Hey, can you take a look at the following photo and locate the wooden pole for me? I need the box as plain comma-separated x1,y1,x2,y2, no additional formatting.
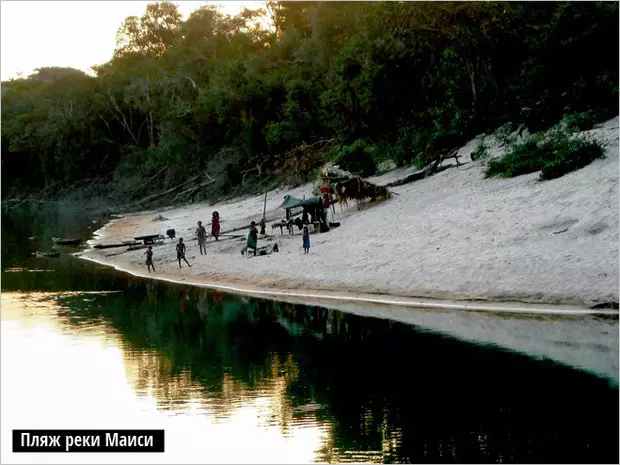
262,190,267,221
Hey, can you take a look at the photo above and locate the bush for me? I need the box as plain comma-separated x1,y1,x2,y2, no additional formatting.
485,139,544,177
333,139,377,177
540,139,604,180
562,111,598,132
470,136,489,160
495,122,521,146
485,124,605,180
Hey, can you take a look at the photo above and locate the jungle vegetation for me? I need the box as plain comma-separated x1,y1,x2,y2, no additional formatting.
1,1,617,205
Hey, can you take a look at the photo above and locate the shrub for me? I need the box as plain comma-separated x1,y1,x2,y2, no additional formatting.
485,124,605,180
539,139,604,180
495,122,519,146
471,136,489,160
334,139,377,177
485,139,544,177
562,111,598,132
371,141,393,168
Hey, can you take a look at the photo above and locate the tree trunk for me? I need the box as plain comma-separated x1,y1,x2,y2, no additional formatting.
144,76,155,148
106,89,139,144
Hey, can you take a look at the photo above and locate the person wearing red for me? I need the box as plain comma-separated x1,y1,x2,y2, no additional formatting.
211,211,220,241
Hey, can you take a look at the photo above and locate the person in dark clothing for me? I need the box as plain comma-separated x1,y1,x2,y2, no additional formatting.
247,221,258,256
211,212,220,241
302,226,310,254
176,238,191,268
144,246,155,272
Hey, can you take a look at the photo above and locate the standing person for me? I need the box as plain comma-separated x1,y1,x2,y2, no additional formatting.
144,246,155,272
196,221,207,255
247,221,258,256
176,238,191,268
302,226,310,254
211,212,220,241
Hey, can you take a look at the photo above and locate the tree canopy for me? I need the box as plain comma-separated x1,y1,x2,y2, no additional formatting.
2,1,618,202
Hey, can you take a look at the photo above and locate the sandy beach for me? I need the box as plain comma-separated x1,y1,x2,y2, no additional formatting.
81,116,620,311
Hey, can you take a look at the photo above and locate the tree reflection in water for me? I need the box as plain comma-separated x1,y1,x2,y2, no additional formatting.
55,279,619,464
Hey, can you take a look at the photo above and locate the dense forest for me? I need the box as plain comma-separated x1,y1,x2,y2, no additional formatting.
2,1,618,204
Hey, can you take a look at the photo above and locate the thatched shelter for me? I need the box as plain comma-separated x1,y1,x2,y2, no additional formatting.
318,163,391,206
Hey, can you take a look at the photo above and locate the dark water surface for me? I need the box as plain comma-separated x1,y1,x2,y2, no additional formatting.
2,204,618,464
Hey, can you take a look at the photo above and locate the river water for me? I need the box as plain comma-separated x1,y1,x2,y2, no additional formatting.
1,204,618,464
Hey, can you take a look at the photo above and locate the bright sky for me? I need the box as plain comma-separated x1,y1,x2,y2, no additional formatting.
0,1,265,81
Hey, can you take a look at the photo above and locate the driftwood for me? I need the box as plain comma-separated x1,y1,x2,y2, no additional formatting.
430,148,461,171
136,175,200,205
171,178,216,204
219,217,280,236
385,149,461,188
136,175,217,206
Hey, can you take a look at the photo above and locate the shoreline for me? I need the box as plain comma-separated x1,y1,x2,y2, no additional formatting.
78,253,618,317
78,252,620,382
79,116,619,318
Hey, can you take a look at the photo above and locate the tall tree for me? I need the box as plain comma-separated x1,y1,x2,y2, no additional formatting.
115,1,182,58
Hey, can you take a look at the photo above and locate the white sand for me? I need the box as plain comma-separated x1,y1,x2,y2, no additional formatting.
82,116,619,309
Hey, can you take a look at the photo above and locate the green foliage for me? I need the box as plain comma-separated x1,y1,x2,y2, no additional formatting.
485,124,605,180
333,140,377,177
1,1,618,201
495,123,518,147
485,140,545,178
114,2,182,58
562,111,598,132
471,136,489,161
539,139,604,180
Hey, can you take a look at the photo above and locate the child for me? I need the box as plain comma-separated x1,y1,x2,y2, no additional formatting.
144,246,155,272
176,238,192,269
302,226,310,254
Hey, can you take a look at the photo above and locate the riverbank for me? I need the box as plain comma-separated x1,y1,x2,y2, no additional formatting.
81,117,619,311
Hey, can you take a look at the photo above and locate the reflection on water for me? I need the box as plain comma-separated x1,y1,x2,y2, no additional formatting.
2,283,619,464
1,204,619,464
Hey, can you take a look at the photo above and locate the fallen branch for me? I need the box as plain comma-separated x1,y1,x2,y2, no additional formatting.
385,149,461,188
136,175,202,206
219,216,281,236
129,166,167,199
171,178,218,204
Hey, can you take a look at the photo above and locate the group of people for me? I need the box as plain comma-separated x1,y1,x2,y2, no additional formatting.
246,219,309,255
196,211,220,255
144,206,313,273
144,212,221,272
145,237,191,273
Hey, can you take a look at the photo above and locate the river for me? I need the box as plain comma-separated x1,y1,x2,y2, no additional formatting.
1,203,618,463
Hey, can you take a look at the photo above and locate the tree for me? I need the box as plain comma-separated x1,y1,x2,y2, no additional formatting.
2,2,617,200
115,1,182,58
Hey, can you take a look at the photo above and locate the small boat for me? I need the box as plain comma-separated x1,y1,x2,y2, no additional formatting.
52,237,82,246
36,251,60,258
93,242,140,249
